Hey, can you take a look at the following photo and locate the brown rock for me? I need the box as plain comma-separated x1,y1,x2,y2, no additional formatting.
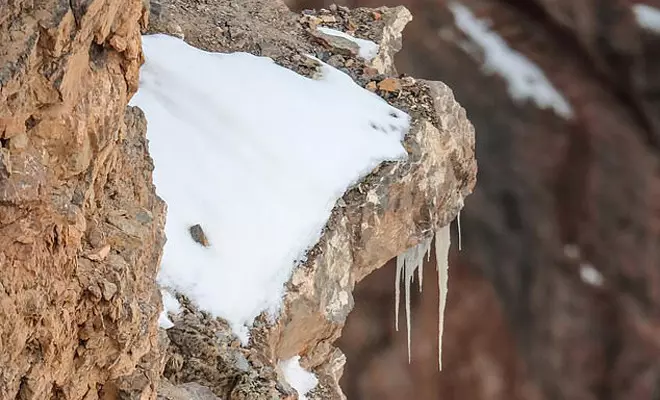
319,15,338,23
0,1,163,398
0,148,10,178
310,27,361,57
377,77,401,92
85,245,112,262
189,224,210,248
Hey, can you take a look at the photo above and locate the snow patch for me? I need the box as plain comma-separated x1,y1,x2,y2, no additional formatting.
131,34,410,343
633,4,660,33
157,311,174,330
279,356,318,400
317,26,380,61
563,243,581,260
394,223,452,370
157,289,181,329
580,263,604,287
448,2,573,119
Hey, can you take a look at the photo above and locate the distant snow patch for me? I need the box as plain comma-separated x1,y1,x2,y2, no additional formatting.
131,34,410,343
448,2,574,119
580,263,604,287
279,356,318,400
633,4,660,33
563,243,581,260
317,26,380,61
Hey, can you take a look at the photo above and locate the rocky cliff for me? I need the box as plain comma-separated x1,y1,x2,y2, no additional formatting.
0,0,476,399
0,1,166,398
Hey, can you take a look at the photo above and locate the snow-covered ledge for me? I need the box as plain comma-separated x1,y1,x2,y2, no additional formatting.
143,1,476,399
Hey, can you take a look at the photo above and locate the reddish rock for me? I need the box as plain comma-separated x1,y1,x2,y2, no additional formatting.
0,1,165,398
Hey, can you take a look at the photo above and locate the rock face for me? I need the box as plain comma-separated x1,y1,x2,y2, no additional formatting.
1,0,476,399
288,0,660,399
0,1,165,399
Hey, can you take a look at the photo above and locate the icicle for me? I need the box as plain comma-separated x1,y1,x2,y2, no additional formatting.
395,255,404,331
394,236,432,363
394,206,459,369
418,237,432,292
417,254,424,293
405,261,413,363
434,224,451,371
457,210,462,251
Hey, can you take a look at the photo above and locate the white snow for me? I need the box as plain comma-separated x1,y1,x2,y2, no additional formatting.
317,26,380,61
131,34,410,343
394,223,452,371
279,356,318,400
633,4,660,33
157,310,174,329
157,289,182,329
448,2,574,119
580,263,604,287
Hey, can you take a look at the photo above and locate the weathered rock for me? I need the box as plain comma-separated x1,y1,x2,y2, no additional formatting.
148,1,475,399
158,380,222,400
0,1,164,398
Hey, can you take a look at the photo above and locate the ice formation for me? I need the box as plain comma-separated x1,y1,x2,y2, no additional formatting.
434,224,451,370
395,234,432,362
395,223,452,370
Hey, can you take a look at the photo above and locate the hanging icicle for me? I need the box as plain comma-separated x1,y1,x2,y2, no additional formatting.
393,222,453,371
394,235,432,363
434,224,451,371
457,210,462,251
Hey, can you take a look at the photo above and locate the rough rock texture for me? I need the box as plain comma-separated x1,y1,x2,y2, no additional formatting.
147,0,475,399
0,1,166,399
289,0,660,399
2,0,476,399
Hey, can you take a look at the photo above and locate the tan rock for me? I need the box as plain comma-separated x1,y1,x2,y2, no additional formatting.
0,0,163,398
377,77,402,92
310,28,361,57
85,245,112,262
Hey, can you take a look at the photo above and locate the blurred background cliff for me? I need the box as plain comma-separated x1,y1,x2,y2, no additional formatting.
287,0,660,399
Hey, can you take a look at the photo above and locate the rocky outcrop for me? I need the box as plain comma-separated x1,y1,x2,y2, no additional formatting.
0,1,165,398
1,0,476,399
147,0,475,398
